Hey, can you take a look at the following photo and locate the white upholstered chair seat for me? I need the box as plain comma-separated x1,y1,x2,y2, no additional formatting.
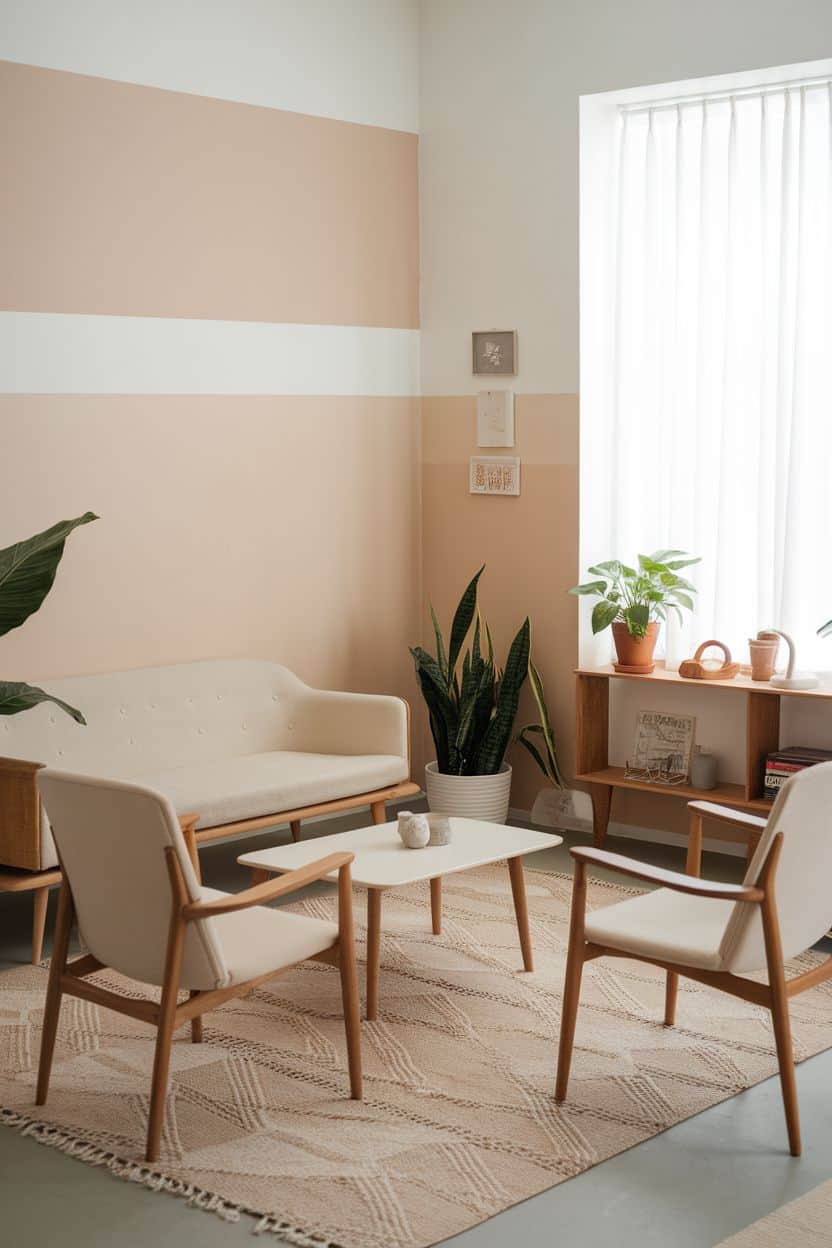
585,889,735,971
134,751,408,830
198,886,338,986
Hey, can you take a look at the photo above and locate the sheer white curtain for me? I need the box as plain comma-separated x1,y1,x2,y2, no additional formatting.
584,79,832,671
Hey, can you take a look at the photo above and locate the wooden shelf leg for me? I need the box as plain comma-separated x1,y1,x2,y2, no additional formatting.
589,784,613,848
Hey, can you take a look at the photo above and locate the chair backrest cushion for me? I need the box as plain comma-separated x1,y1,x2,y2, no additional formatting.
37,770,230,990
719,762,832,974
4,659,306,777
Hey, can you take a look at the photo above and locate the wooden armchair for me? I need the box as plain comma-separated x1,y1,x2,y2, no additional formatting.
555,763,832,1156
35,770,362,1164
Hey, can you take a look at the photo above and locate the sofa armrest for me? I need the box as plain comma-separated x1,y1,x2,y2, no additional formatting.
0,756,45,872
287,689,411,763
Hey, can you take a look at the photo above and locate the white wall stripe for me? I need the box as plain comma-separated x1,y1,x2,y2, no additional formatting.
0,0,420,133
0,313,420,396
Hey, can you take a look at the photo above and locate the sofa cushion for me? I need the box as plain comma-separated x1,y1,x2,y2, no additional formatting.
133,750,409,829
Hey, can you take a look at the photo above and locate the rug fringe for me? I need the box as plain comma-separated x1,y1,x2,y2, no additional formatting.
0,1107,341,1246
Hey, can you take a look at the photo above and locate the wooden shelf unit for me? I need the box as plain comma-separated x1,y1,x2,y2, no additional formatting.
575,664,832,846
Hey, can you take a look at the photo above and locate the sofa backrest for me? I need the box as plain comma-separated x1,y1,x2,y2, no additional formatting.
1,659,307,776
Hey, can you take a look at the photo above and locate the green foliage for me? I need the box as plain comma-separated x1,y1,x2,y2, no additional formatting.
569,549,700,638
411,567,530,776
0,513,98,722
514,660,565,790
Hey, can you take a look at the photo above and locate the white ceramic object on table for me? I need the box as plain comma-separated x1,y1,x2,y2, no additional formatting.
424,762,512,823
427,813,452,846
397,811,430,849
763,628,820,691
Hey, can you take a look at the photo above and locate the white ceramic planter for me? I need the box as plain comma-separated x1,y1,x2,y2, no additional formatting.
424,761,512,824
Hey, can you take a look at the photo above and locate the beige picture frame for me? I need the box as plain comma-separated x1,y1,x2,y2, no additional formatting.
472,330,517,375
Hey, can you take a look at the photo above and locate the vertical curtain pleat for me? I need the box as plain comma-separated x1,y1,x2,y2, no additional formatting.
598,83,832,667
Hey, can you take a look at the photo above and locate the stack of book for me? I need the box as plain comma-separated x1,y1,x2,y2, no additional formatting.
764,746,832,800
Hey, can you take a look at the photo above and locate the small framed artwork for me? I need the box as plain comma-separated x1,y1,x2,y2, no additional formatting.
472,330,517,376
469,455,521,496
625,710,696,785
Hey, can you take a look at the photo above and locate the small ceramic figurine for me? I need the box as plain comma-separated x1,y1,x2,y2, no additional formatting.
690,747,718,791
749,631,780,681
679,640,739,680
427,812,452,846
397,811,430,849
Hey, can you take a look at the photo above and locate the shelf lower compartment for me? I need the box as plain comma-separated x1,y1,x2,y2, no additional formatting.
575,767,772,813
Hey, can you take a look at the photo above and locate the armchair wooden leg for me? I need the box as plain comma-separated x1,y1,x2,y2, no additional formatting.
32,886,50,964
555,861,587,1102
430,877,442,935
36,881,73,1106
664,971,679,1026
760,846,801,1156
337,863,362,1099
370,800,386,825
147,865,187,1164
290,820,301,842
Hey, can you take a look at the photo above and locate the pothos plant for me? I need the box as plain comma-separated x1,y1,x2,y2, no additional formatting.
0,513,98,723
569,550,700,637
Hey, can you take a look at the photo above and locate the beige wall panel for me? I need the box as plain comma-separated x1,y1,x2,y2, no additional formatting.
0,61,419,328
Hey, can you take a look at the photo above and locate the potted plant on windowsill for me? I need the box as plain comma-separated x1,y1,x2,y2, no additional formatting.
410,567,529,823
569,550,700,673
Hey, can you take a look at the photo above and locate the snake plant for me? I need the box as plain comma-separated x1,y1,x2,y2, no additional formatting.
411,566,530,776
514,660,565,790
0,513,98,723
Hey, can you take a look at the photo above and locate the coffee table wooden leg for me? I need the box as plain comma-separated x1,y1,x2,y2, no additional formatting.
366,888,382,1021
430,877,442,935
250,867,270,886
508,857,533,971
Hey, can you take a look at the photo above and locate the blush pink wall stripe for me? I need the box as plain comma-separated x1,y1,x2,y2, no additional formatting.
0,60,419,328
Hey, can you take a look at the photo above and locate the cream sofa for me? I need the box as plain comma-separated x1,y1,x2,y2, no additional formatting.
0,658,418,959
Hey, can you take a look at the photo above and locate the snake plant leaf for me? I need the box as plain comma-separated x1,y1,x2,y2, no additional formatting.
475,617,530,774
429,603,448,682
516,727,559,786
0,512,98,638
447,566,484,681
411,650,455,771
0,680,85,723
526,661,564,788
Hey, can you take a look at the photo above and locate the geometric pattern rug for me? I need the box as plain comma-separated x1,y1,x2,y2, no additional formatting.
717,1179,832,1246
1,865,831,1248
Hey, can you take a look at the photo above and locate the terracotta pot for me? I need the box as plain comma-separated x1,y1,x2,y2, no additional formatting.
612,621,659,673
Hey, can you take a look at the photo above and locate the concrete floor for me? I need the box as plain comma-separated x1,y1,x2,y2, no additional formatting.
2,809,831,1248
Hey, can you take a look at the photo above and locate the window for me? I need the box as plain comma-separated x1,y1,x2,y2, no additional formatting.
580,61,832,672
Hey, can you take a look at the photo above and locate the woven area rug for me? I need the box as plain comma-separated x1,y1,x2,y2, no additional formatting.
2,865,832,1248
718,1179,832,1245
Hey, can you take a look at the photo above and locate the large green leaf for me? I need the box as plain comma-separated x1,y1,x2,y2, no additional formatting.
0,680,85,723
0,513,98,638
475,617,530,774
429,603,448,682
447,566,484,682
516,727,559,786
591,600,620,634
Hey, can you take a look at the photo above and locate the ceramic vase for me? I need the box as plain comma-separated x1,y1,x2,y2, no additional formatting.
749,633,780,681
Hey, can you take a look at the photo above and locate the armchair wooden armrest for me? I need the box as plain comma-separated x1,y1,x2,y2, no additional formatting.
569,846,764,902
688,800,769,831
182,852,355,919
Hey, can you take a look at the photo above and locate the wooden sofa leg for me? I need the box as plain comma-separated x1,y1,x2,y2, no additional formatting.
370,800,386,825
190,991,203,1043
664,971,679,1026
290,820,301,842
32,886,50,964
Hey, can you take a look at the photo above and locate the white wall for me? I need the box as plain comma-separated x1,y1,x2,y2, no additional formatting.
1,0,420,131
419,0,832,395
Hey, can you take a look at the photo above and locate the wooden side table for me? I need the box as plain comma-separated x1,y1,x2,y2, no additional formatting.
575,663,832,848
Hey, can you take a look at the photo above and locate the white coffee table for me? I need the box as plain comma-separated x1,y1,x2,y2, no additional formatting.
239,817,560,1019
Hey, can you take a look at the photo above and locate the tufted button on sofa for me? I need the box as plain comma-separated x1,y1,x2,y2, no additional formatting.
0,658,418,961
